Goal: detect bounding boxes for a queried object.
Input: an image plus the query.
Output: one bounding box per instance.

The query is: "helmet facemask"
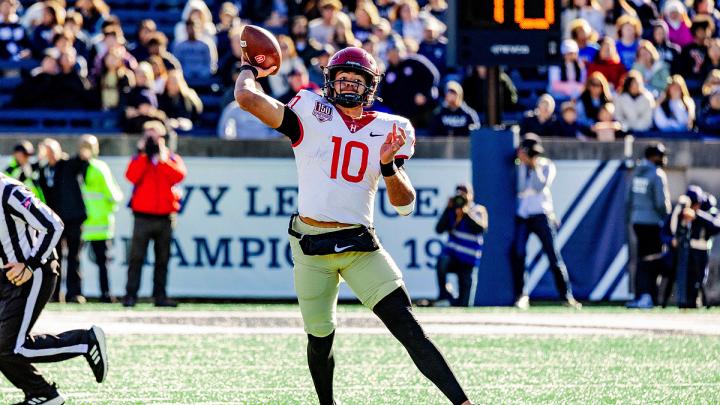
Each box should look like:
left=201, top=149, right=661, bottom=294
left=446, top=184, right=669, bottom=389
left=323, top=67, right=380, bottom=108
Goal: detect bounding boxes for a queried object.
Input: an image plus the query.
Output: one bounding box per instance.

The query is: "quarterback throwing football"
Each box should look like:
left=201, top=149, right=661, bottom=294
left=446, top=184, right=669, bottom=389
left=235, top=46, right=471, bottom=405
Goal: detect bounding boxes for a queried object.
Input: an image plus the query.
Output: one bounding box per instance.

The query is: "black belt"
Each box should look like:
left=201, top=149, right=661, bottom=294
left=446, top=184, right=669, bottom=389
left=288, top=214, right=380, bottom=256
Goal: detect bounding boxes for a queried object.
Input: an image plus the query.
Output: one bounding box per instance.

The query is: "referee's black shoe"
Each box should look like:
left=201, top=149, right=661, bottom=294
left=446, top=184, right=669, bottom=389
left=12, top=383, right=64, bottom=404
left=85, top=325, right=108, bottom=383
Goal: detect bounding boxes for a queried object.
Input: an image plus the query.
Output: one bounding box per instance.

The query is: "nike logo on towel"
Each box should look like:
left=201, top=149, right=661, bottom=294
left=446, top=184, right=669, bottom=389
left=334, top=244, right=353, bottom=252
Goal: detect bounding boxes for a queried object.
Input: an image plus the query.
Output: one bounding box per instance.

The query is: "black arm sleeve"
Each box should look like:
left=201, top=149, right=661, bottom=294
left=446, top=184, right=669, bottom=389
left=275, top=106, right=302, bottom=144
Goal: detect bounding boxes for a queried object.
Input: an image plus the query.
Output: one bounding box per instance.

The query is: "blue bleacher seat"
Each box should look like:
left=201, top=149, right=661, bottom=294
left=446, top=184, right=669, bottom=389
left=0, top=110, right=120, bottom=133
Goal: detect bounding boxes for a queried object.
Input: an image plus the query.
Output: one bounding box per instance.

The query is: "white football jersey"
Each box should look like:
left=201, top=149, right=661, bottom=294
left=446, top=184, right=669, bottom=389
left=287, top=90, right=416, bottom=227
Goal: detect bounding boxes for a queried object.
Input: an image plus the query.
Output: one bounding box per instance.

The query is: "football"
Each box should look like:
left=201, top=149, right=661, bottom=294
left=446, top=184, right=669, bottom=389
left=240, top=25, right=282, bottom=75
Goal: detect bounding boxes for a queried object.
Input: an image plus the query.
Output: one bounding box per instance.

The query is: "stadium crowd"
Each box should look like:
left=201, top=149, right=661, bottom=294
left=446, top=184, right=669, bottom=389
left=2, top=0, right=720, bottom=138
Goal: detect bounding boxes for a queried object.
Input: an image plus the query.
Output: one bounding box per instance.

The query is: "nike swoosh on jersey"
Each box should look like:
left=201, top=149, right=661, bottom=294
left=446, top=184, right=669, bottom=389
left=369, top=132, right=384, bottom=137
left=334, top=244, right=353, bottom=252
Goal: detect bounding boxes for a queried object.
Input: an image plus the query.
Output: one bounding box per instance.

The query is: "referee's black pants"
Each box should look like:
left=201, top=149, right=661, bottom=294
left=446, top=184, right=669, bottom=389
left=0, top=260, right=90, bottom=396
left=52, top=219, right=84, bottom=301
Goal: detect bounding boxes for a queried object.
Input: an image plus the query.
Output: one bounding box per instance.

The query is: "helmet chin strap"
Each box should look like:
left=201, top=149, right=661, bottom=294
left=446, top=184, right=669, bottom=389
left=334, top=93, right=364, bottom=108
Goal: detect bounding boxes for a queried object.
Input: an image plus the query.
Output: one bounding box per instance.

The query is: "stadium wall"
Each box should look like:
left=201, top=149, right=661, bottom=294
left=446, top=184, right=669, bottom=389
left=2, top=135, right=717, bottom=303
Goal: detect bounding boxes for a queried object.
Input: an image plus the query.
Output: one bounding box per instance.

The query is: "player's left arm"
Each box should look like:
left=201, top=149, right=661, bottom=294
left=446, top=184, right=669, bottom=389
left=381, top=123, right=416, bottom=215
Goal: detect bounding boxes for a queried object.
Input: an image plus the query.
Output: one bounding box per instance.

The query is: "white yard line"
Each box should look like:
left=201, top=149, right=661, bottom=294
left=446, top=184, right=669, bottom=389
left=29, top=310, right=720, bottom=336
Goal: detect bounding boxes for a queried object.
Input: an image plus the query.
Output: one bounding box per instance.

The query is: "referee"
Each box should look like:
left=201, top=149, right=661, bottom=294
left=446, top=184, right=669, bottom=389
left=0, top=174, right=107, bottom=405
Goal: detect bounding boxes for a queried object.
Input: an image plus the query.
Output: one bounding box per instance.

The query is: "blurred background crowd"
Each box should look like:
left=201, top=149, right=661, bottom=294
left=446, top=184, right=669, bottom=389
left=3, top=0, right=720, bottom=139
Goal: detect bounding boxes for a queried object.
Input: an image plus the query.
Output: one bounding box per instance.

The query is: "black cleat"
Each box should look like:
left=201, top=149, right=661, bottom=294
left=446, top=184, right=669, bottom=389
left=13, top=384, right=64, bottom=405
left=85, top=325, right=108, bottom=383
left=122, top=296, right=136, bottom=307
left=154, top=298, right=178, bottom=307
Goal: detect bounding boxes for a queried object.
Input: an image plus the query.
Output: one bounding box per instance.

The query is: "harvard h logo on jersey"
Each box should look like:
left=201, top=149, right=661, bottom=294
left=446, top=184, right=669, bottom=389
left=312, top=101, right=333, bottom=123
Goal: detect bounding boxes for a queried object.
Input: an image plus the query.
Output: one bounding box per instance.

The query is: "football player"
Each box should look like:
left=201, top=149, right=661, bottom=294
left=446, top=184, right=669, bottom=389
left=235, top=47, right=471, bottom=404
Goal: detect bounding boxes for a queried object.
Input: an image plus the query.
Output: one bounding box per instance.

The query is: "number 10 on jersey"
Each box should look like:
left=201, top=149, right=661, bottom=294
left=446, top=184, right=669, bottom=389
left=330, top=136, right=369, bottom=183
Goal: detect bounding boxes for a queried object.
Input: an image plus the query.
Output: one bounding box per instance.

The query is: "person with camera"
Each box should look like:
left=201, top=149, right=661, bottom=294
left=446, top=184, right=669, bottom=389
left=123, top=121, right=186, bottom=308
left=625, top=143, right=671, bottom=309
left=660, top=186, right=720, bottom=308
left=511, top=135, right=581, bottom=310
left=433, top=185, right=487, bottom=307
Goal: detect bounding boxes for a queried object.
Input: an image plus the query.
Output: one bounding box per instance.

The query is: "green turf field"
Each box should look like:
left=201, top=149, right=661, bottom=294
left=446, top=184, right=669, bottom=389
left=1, top=304, right=719, bottom=404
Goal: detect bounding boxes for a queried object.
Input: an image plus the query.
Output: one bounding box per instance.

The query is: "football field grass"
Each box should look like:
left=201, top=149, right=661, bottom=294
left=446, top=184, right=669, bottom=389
left=1, top=304, right=719, bottom=404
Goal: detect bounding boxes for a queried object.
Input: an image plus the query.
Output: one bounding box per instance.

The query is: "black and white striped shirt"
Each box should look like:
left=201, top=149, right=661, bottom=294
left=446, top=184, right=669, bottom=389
left=0, top=174, right=63, bottom=269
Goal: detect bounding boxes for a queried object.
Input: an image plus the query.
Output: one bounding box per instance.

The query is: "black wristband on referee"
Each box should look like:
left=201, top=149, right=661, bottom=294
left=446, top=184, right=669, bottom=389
left=239, top=64, right=259, bottom=79
left=380, top=161, right=397, bottom=177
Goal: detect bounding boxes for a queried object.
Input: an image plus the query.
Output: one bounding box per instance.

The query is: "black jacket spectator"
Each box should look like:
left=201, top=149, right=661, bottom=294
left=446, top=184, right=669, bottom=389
left=418, top=34, right=447, bottom=75
left=698, top=90, right=720, bottom=135
left=0, top=1, right=30, bottom=60
left=10, top=56, right=57, bottom=107
left=290, top=16, right=323, bottom=66
left=240, top=0, right=274, bottom=23
left=430, top=104, right=480, bottom=136
left=429, top=81, right=479, bottom=136
left=38, top=155, right=88, bottom=224
left=128, top=19, right=157, bottom=63
left=217, top=26, right=243, bottom=87
left=30, top=23, right=57, bottom=59
left=36, top=138, right=88, bottom=301
left=123, top=62, right=166, bottom=133
left=620, top=0, right=659, bottom=38
left=54, top=49, right=94, bottom=109
left=675, top=17, right=714, bottom=81
left=157, top=70, right=203, bottom=123
left=462, top=65, right=519, bottom=115
left=30, top=2, right=64, bottom=58
left=146, top=32, right=182, bottom=72
left=380, top=40, right=440, bottom=129
left=520, top=95, right=559, bottom=137
left=520, top=111, right=559, bottom=137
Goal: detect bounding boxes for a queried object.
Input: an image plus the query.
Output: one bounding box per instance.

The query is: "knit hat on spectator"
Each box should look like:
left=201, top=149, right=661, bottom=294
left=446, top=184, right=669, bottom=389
left=651, top=19, right=669, bottom=34
left=561, top=39, right=579, bottom=55
left=319, top=0, right=342, bottom=11
left=686, top=185, right=706, bottom=206
left=520, top=135, right=544, bottom=157
left=423, top=17, right=445, bottom=34
left=560, top=101, right=576, bottom=112
left=446, top=81, right=464, bottom=100
left=387, top=35, right=407, bottom=53
left=13, top=141, right=34, bottom=156
left=143, top=120, right=168, bottom=137
left=663, top=0, right=686, bottom=15
left=220, top=2, right=239, bottom=17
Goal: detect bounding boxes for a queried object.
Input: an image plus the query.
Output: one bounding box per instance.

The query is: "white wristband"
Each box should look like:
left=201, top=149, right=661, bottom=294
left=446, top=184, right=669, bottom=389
left=393, top=200, right=415, bottom=216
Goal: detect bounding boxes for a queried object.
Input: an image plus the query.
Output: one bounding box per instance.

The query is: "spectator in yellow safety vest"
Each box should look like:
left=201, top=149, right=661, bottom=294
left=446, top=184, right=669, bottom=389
left=4, top=140, right=45, bottom=202
left=79, top=135, right=124, bottom=303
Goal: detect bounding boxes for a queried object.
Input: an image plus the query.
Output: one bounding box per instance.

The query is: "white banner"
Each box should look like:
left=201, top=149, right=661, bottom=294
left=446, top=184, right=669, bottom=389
left=79, top=157, right=472, bottom=299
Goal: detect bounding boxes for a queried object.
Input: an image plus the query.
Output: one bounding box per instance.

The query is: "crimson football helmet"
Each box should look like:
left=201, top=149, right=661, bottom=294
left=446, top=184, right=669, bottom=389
left=323, top=47, right=382, bottom=108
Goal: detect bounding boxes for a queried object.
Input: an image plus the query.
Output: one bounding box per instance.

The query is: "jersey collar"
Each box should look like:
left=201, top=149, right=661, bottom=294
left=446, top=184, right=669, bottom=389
left=334, top=107, right=378, bottom=133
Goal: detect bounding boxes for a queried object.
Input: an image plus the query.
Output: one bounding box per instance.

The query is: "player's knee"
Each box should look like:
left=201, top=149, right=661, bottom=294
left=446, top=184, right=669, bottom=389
left=374, top=287, right=427, bottom=342
left=305, top=321, right=336, bottom=339
left=308, top=331, right=335, bottom=357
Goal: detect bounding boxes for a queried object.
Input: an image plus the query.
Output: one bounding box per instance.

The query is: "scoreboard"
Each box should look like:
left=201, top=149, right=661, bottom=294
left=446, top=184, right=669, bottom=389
left=456, top=0, right=562, bottom=66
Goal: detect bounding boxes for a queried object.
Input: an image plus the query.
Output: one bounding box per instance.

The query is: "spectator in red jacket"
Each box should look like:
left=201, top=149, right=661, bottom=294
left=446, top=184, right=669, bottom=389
left=123, top=121, right=186, bottom=308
